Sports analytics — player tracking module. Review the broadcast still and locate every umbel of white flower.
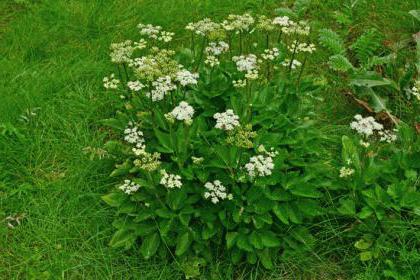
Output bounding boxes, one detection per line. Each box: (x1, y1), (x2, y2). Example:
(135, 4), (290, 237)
(206, 41), (229, 56)
(119, 179), (140, 195)
(160, 170), (182, 189)
(245, 155), (275, 177)
(213, 109), (240, 131)
(169, 101), (195, 123)
(175, 69), (199, 87)
(146, 76), (177, 102)
(103, 74), (120, 89)
(127, 80), (145, 92)
(204, 180), (233, 204)
(350, 114), (384, 137)
(339, 167), (354, 178)
(232, 54), (258, 72)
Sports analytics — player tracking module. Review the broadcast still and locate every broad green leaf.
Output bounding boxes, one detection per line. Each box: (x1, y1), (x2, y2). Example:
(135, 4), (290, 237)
(249, 232), (264, 249)
(272, 204), (289, 224)
(258, 249), (274, 269)
(226, 232), (239, 249)
(109, 229), (135, 248)
(236, 234), (253, 252)
(140, 233), (161, 259)
(354, 239), (373, 250)
(153, 128), (174, 153)
(176, 232), (192, 256)
(102, 192), (125, 207)
(260, 231), (281, 248)
(360, 251), (373, 261)
(289, 184), (322, 198)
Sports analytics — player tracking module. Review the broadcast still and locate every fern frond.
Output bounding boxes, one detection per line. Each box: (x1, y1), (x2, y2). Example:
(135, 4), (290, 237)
(318, 28), (346, 55)
(350, 29), (383, 67)
(328, 54), (354, 73)
(365, 54), (394, 69)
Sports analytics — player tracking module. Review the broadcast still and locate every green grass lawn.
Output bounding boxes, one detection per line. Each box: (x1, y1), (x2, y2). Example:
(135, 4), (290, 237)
(0, 0), (418, 279)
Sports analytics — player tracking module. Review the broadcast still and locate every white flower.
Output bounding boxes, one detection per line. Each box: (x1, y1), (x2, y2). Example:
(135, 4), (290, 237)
(192, 156), (204, 164)
(261, 48), (280, 60)
(244, 69), (259, 80)
(245, 155), (275, 177)
(204, 180), (231, 204)
(288, 41), (316, 53)
(272, 16), (291, 27)
(378, 130), (397, 143)
(359, 140), (370, 148)
(119, 179), (140, 195)
(146, 76), (176, 102)
(205, 41), (229, 56)
(169, 101), (195, 123)
(339, 167), (354, 178)
(185, 18), (220, 36)
(233, 79), (247, 88)
(138, 23), (162, 39)
(204, 55), (220, 67)
(412, 81), (420, 101)
(124, 122), (146, 152)
(350, 114), (384, 138)
(281, 59), (302, 69)
(160, 170), (182, 189)
(103, 74), (120, 89)
(222, 13), (254, 32)
(158, 31), (174, 42)
(213, 109), (240, 131)
(127, 81), (145, 92)
(232, 54), (258, 72)
(175, 69), (199, 86)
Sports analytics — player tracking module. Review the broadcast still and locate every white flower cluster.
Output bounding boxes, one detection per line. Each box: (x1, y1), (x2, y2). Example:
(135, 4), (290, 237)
(103, 74), (120, 89)
(281, 59), (302, 69)
(110, 40), (146, 64)
(160, 170), (182, 189)
(127, 80), (145, 92)
(350, 114), (384, 138)
(175, 69), (199, 86)
(222, 13), (255, 33)
(168, 101), (195, 124)
(205, 41), (229, 56)
(204, 55), (220, 67)
(213, 109), (240, 131)
(185, 18), (220, 36)
(288, 41), (316, 53)
(232, 54), (258, 72)
(272, 16), (291, 27)
(146, 76), (176, 101)
(412, 81), (420, 101)
(233, 79), (247, 88)
(339, 167), (355, 178)
(257, 145), (279, 157)
(244, 154), (275, 178)
(378, 130), (397, 143)
(204, 180), (232, 204)
(124, 122), (146, 154)
(137, 23), (174, 42)
(119, 179), (141, 195)
(261, 48), (279, 61)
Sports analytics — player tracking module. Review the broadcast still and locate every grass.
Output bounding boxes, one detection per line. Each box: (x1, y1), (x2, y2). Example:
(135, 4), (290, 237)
(0, 0), (418, 279)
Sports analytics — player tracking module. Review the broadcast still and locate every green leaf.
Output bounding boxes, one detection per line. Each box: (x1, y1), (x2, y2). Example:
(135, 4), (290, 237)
(360, 251), (373, 261)
(354, 239), (373, 250)
(272, 204), (289, 224)
(155, 208), (174, 219)
(226, 232), (239, 249)
(102, 192), (125, 207)
(410, 10), (420, 21)
(260, 231), (281, 248)
(236, 234), (254, 252)
(337, 198), (356, 216)
(249, 232), (264, 249)
(342, 136), (361, 171)
(109, 229), (135, 248)
(153, 128), (174, 153)
(289, 184), (322, 198)
(140, 233), (161, 259)
(328, 54), (354, 72)
(176, 232), (192, 256)
(258, 249), (274, 269)
(318, 28), (346, 54)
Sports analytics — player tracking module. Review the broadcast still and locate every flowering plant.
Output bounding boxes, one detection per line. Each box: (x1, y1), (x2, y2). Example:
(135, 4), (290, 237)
(100, 13), (330, 275)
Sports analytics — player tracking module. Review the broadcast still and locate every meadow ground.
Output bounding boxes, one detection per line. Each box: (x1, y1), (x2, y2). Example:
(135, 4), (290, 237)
(0, 0), (418, 279)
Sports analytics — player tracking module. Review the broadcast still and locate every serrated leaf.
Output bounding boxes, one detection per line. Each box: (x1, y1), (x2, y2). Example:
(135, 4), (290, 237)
(328, 54), (354, 72)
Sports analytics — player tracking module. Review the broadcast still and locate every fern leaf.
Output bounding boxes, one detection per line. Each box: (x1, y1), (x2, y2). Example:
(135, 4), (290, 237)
(328, 54), (354, 73)
(350, 29), (383, 66)
(318, 28), (346, 55)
